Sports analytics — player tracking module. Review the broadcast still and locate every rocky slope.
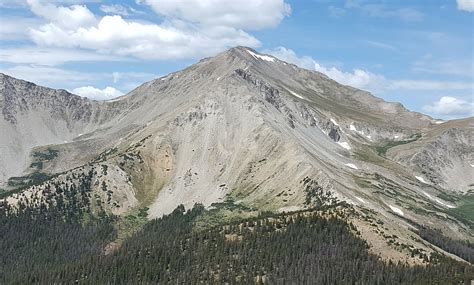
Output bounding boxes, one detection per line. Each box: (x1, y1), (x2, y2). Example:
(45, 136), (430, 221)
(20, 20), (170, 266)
(1, 47), (472, 263)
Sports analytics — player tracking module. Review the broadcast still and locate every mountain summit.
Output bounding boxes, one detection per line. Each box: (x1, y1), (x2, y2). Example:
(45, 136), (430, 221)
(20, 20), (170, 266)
(1, 47), (473, 263)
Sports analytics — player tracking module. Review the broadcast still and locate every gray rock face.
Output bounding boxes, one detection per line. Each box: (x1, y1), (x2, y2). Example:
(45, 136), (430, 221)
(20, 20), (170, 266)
(1, 46), (473, 262)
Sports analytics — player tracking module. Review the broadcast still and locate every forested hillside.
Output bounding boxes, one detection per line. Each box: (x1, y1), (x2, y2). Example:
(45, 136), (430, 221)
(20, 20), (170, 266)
(1, 197), (472, 284)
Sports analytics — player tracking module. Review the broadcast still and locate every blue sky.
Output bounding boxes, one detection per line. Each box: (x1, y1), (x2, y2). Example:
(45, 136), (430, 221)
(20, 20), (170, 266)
(0, 0), (472, 119)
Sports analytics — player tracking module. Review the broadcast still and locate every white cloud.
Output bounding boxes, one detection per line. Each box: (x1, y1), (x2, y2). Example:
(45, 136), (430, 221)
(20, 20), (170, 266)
(0, 47), (124, 66)
(387, 80), (474, 90)
(328, 6), (346, 18)
(265, 47), (386, 91)
(111, 71), (156, 83)
(344, 1), (424, 22)
(412, 55), (474, 77)
(27, 0), (97, 30)
(26, 1), (263, 59)
(72, 86), (124, 100)
(100, 4), (132, 16)
(0, 16), (42, 40)
(265, 46), (474, 93)
(0, 65), (103, 84)
(423, 96), (473, 117)
(457, 0), (474, 12)
(366, 40), (396, 51)
(140, 0), (291, 30)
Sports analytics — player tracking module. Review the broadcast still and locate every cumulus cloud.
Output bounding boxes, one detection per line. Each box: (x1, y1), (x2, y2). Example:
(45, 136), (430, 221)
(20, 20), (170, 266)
(27, 0), (97, 30)
(29, 15), (260, 59)
(265, 47), (386, 91)
(25, 0), (290, 60)
(72, 86), (124, 100)
(265, 46), (474, 93)
(139, 0), (291, 30)
(423, 96), (473, 117)
(457, 0), (474, 12)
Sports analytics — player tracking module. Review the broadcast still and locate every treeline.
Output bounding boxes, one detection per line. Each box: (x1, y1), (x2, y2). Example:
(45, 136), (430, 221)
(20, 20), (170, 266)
(0, 167), (116, 283)
(418, 225), (474, 263)
(1, 201), (472, 284)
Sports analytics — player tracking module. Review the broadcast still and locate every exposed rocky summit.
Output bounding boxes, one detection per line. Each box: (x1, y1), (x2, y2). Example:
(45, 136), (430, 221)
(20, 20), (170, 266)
(1, 47), (472, 263)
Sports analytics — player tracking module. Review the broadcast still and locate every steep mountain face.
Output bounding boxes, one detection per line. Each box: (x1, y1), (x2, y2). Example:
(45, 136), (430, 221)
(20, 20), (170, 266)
(1, 47), (472, 263)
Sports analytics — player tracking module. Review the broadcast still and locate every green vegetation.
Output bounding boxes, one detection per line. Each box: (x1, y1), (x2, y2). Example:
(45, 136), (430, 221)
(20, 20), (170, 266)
(7, 172), (51, 188)
(1, 200), (472, 284)
(32, 148), (59, 161)
(1, 176), (472, 284)
(194, 198), (256, 231)
(353, 175), (373, 188)
(447, 194), (474, 228)
(301, 176), (342, 208)
(436, 191), (460, 203)
(375, 133), (422, 157)
(93, 147), (119, 163)
(29, 148), (59, 170)
(417, 226), (474, 263)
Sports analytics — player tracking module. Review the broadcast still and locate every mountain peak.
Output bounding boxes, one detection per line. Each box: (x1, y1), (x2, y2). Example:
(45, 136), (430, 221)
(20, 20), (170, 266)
(218, 46), (278, 64)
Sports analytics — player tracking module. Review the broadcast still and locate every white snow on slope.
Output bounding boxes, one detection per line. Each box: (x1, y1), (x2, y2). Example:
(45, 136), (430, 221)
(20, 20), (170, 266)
(388, 205), (404, 216)
(330, 118), (339, 126)
(355, 196), (366, 203)
(422, 191), (456, 208)
(415, 176), (428, 184)
(288, 89), (306, 99)
(247, 50), (275, 62)
(349, 123), (371, 140)
(345, 163), (359, 170)
(337, 141), (351, 150)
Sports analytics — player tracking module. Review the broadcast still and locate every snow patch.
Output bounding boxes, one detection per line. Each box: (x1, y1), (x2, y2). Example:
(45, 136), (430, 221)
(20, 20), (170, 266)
(345, 163), (359, 170)
(388, 205), (404, 216)
(288, 89), (306, 100)
(470, 164), (474, 168)
(422, 191), (456, 208)
(415, 176), (428, 184)
(337, 141), (351, 150)
(330, 118), (339, 126)
(355, 196), (366, 203)
(216, 77), (221, 81)
(434, 120), (445, 124)
(422, 191), (433, 199)
(394, 135), (400, 139)
(247, 50), (275, 62)
(349, 123), (371, 140)
(106, 97), (123, 102)
(77, 133), (83, 137)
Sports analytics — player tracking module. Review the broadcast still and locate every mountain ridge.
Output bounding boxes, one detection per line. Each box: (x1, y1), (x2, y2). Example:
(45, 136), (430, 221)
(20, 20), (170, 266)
(1, 46), (472, 264)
